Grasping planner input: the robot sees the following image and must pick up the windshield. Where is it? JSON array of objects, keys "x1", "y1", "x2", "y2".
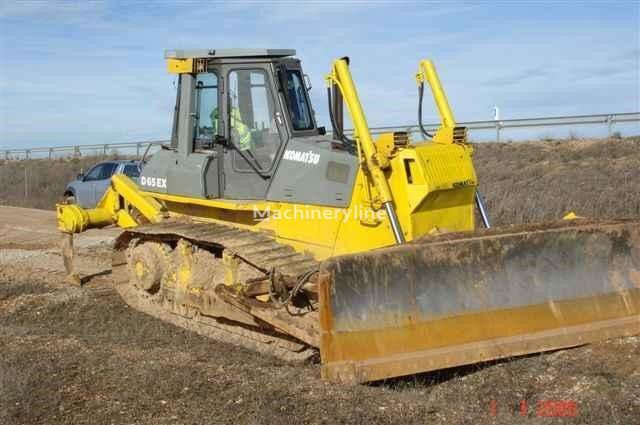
[
  {"x1": 285, "y1": 70, "x2": 313, "y2": 131},
  {"x1": 123, "y1": 164, "x2": 140, "y2": 178}
]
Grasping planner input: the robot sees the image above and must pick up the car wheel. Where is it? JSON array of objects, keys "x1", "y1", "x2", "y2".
[{"x1": 64, "y1": 193, "x2": 76, "y2": 204}]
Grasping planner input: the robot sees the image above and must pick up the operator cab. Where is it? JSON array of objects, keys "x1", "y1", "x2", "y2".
[{"x1": 140, "y1": 49, "x2": 356, "y2": 207}]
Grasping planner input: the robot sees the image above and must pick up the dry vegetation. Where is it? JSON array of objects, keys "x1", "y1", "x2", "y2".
[
  {"x1": 473, "y1": 136, "x2": 640, "y2": 225},
  {"x1": 0, "y1": 155, "x2": 130, "y2": 210},
  {"x1": 1, "y1": 137, "x2": 638, "y2": 226}
]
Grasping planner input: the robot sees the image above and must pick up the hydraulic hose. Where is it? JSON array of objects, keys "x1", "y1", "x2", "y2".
[
  {"x1": 327, "y1": 87, "x2": 356, "y2": 151},
  {"x1": 418, "y1": 82, "x2": 434, "y2": 139}
]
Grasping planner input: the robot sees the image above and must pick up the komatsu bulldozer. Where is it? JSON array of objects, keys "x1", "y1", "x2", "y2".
[{"x1": 57, "y1": 49, "x2": 640, "y2": 384}]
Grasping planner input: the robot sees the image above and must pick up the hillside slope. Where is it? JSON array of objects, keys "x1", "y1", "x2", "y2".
[
  {"x1": 473, "y1": 137, "x2": 640, "y2": 226},
  {"x1": 1, "y1": 137, "x2": 639, "y2": 225}
]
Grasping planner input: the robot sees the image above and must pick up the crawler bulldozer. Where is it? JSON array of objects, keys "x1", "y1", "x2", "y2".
[{"x1": 57, "y1": 49, "x2": 640, "y2": 384}]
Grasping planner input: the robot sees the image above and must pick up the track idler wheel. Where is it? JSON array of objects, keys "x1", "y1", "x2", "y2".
[{"x1": 128, "y1": 242, "x2": 170, "y2": 294}]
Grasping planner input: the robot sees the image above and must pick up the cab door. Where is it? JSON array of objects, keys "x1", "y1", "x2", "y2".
[
  {"x1": 220, "y1": 65, "x2": 287, "y2": 200},
  {"x1": 162, "y1": 69, "x2": 222, "y2": 199}
]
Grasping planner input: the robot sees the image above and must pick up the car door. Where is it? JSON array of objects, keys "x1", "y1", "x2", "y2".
[
  {"x1": 74, "y1": 164, "x2": 103, "y2": 207},
  {"x1": 92, "y1": 162, "x2": 118, "y2": 205}
]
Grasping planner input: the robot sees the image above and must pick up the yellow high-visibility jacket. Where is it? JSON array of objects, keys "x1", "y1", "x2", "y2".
[{"x1": 210, "y1": 107, "x2": 251, "y2": 150}]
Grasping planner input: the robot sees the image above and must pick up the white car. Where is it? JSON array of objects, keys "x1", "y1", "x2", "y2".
[{"x1": 63, "y1": 160, "x2": 141, "y2": 208}]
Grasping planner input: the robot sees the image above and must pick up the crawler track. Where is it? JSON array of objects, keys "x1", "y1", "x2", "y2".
[{"x1": 111, "y1": 220, "x2": 320, "y2": 362}]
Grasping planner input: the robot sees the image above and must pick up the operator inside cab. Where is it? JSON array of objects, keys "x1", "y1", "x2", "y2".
[{"x1": 210, "y1": 107, "x2": 252, "y2": 151}]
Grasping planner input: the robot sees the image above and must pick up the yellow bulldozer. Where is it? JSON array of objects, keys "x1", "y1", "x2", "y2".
[{"x1": 57, "y1": 49, "x2": 640, "y2": 384}]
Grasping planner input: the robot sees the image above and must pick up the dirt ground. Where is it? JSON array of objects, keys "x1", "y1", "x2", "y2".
[{"x1": 0, "y1": 206, "x2": 639, "y2": 425}]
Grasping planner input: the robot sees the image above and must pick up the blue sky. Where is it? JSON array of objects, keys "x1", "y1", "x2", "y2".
[{"x1": 0, "y1": 0, "x2": 638, "y2": 149}]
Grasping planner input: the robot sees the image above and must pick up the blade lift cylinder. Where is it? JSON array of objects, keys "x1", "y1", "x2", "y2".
[{"x1": 328, "y1": 58, "x2": 406, "y2": 244}]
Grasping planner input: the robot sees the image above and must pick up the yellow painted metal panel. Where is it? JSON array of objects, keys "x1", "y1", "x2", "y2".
[
  {"x1": 323, "y1": 288, "x2": 640, "y2": 363},
  {"x1": 166, "y1": 58, "x2": 194, "y2": 74},
  {"x1": 115, "y1": 210, "x2": 139, "y2": 228},
  {"x1": 56, "y1": 203, "x2": 113, "y2": 233},
  {"x1": 110, "y1": 174, "x2": 165, "y2": 223},
  {"x1": 148, "y1": 192, "x2": 271, "y2": 212}
]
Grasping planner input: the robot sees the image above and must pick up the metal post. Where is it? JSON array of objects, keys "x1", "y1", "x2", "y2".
[
  {"x1": 495, "y1": 121, "x2": 501, "y2": 143},
  {"x1": 475, "y1": 189, "x2": 491, "y2": 229},
  {"x1": 384, "y1": 202, "x2": 406, "y2": 244},
  {"x1": 49, "y1": 148, "x2": 54, "y2": 160},
  {"x1": 606, "y1": 115, "x2": 613, "y2": 138},
  {"x1": 24, "y1": 167, "x2": 28, "y2": 200},
  {"x1": 25, "y1": 149, "x2": 31, "y2": 160}
]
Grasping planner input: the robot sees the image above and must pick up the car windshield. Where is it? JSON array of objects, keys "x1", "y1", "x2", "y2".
[
  {"x1": 85, "y1": 162, "x2": 117, "y2": 181},
  {"x1": 101, "y1": 163, "x2": 118, "y2": 179},
  {"x1": 285, "y1": 70, "x2": 313, "y2": 131},
  {"x1": 123, "y1": 164, "x2": 140, "y2": 178}
]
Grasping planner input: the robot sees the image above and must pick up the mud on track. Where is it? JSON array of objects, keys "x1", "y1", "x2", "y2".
[{"x1": 0, "y1": 207, "x2": 639, "y2": 425}]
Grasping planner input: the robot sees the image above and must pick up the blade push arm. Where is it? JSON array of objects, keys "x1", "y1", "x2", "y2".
[
  {"x1": 416, "y1": 59, "x2": 456, "y2": 128},
  {"x1": 326, "y1": 58, "x2": 405, "y2": 244},
  {"x1": 415, "y1": 59, "x2": 468, "y2": 145}
]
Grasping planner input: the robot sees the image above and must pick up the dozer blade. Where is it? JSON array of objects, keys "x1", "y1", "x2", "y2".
[{"x1": 318, "y1": 219, "x2": 640, "y2": 383}]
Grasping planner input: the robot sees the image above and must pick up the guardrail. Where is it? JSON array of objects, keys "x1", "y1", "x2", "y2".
[
  {"x1": 2, "y1": 112, "x2": 639, "y2": 160},
  {"x1": 2, "y1": 140, "x2": 168, "y2": 161},
  {"x1": 354, "y1": 112, "x2": 640, "y2": 141}
]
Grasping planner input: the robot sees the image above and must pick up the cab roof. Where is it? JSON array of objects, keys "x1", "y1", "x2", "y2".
[{"x1": 164, "y1": 48, "x2": 296, "y2": 60}]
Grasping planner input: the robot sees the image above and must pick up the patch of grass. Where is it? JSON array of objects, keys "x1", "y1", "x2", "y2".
[
  {"x1": 1, "y1": 275, "x2": 638, "y2": 424},
  {"x1": 0, "y1": 281, "x2": 52, "y2": 301},
  {"x1": 0, "y1": 154, "x2": 132, "y2": 210},
  {"x1": 473, "y1": 137, "x2": 640, "y2": 226},
  {"x1": 2, "y1": 137, "x2": 639, "y2": 224}
]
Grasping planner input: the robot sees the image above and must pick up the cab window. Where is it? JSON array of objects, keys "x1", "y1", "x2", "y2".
[
  {"x1": 285, "y1": 70, "x2": 313, "y2": 131},
  {"x1": 194, "y1": 73, "x2": 218, "y2": 151},
  {"x1": 228, "y1": 69, "x2": 281, "y2": 171}
]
